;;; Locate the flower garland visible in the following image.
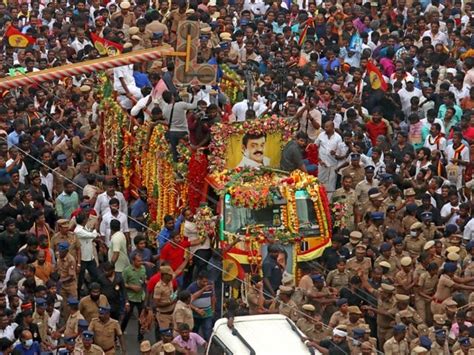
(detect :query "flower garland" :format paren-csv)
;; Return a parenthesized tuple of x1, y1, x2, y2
(331, 202, 348, 230)
(195, 205, 217, 241)
(221, 64, 245, 104)
(208, 116, 295, 171)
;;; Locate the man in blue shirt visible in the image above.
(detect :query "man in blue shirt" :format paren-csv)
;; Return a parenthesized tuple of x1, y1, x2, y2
(156, 213, 184, 252)
(13, 329, 41, 355)
(7, 119, 25, 148)
(318, 48, 341, 79)
(129, 187, 149, 233)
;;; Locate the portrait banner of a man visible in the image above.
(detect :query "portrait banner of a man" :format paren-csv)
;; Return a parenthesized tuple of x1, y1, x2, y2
(226, 131, 283, 169)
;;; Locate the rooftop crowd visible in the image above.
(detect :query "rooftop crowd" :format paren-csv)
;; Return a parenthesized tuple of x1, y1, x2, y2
(0, 0, 473, 354)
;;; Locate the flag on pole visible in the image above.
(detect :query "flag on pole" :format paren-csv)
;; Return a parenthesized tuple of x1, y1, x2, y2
(366, 61, 388, 91)
(298, 18, 314, 47)
(5, 26, 35, 48)
(90, 32, 123, 56)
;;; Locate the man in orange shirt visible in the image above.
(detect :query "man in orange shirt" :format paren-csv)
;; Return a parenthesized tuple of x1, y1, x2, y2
(33, 249, 53, 284)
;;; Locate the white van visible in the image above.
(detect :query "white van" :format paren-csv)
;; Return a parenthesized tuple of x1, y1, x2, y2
(206, 314, 321, 355)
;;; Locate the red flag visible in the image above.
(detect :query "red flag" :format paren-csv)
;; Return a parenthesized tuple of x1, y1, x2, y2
(5, 26, 35, 48)
(366, 61, 388, 91)
(90, 32, 123, 56)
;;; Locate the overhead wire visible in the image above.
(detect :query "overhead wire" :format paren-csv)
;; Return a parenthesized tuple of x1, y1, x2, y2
(0, 117, 386, 355)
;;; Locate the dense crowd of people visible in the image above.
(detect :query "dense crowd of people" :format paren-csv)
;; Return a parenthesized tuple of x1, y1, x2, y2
(0, 0, 474, 354)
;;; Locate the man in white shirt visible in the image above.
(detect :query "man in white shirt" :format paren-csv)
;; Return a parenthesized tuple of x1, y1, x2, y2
(231, 98, 265, 122)
(113, 62, 143, 109)
(422, 21, 448, 46)
(70, 28, 92, 54)
(74, 212, 99, 293)
(441, 191, 461, 225)
(130, 88, 154, 122)
(183, 208, 211, 280)
(236, 132, 270, 168)
(295, 97, 322, 141)
(424, 123, 446, 152)
(94, 180, 128, 216)
(398, 78, 422, 113)
(445, 131, 470, 188)
(99, 198, 129, 246)
(315, 121, 342, 196)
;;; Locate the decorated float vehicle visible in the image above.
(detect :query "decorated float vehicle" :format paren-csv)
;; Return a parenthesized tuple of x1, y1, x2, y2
(97, 73, 331, 280)
(202, 116, 332, 279)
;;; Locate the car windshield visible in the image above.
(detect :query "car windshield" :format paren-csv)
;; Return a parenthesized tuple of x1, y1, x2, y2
(223, 191, 319, 233)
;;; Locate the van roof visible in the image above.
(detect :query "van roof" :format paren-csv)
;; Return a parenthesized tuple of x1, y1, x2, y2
(210, 314, 318, 355)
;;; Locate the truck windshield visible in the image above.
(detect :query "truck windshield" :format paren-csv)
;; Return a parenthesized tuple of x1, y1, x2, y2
(223, 191, 319, 234)
(295, 190, 319, 231)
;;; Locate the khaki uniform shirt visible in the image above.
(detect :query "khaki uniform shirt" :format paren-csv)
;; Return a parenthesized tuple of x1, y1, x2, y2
(51, 231, 81, 262)
(328, 310, 349, 328)
(402, 216, 418, 234)
(172, 300, 194, 331)
(73, 343, 105, 354)
(58, 253, 77, 282)
(111, 11, 136, 27)
(383, 336, 409, 354)
(53, 166, 76, 196)
(79, 295, 110, 323)
(347, 256, 372, 278)
(433, 274, 455, 302)
(275, 299, 299, 322)
(326, 269, 350, 290)
(366, 224, 384, 248)
(355, 179, 380, 207)
(421, 222, 438, 240)
(430, 341, 449, 354)
(417, 270, 438, 297)
(32, 311, 49, 344)
(377, 295, 396, 330)
(404, 235, 427, 258)
(375, 255, 399, 276)
(153, 280, 175, 313)
(341, 165, 365, 188)
(384, 217, 405, 235)
(88, 318, 122, 353)
(394, 269, 415, 295)
(65, 310, 85, 337)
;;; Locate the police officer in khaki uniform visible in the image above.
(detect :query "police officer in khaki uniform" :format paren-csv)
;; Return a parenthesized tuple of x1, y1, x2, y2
(347, 244, 372, 278)
(89, 306, 124, 354)
(430, 328, 450, 354)
(347, 231, 362, 254)
(395, 257, 416, 295)
(375, 243, 398, 277)
(51, 219, 82, 264)
(57, 241, 78, 302)
(383, 323, 410, 354)
(341, 306, 367, 337)
(420, 212, 440, 240)
(271, 286, 298, 322)
(172, 290, 194, 332)
(384, 205, 405, 235)
(296, 304, 319, 340)
(74, 330, 104, 354)
(415, 256, 439, 324)
(355, 165, 380, 209)
(153, 265, 176, 331)
(340, 153, 365, 188)
(79, 283, 110, 324)
(62, 297, 84, 337)
(366, 212, 385, 249)
(332, 175, 358, 231)
(363, 192, 386, 217)
(32, 298, 51, 348)
(328, 298, 349, 328)
(404, 222, 427, 259)
(367, 283, 396, 346)
(326, 258, 350, 291)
